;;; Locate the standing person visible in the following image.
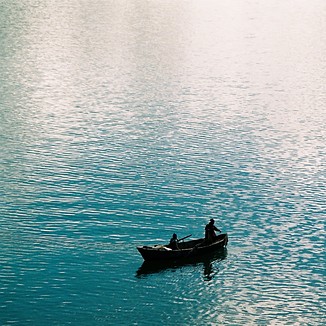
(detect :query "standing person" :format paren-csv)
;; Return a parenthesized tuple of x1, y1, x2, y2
(205, 219, 221, 243)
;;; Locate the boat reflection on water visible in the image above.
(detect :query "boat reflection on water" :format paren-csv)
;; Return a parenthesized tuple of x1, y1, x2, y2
(136, 248, 227, 280)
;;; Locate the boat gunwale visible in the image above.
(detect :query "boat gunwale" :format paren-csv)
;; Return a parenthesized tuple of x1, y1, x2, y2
(137, 233, 228, 261)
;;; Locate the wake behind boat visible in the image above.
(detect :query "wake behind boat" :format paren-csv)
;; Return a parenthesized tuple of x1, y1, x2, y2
(137, 233, 228, 262)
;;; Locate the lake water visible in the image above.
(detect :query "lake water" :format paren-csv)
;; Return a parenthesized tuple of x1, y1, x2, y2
(1, 0, 325, 325)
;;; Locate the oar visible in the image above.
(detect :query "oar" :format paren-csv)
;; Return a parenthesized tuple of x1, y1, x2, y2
(177, 234, 192, 242)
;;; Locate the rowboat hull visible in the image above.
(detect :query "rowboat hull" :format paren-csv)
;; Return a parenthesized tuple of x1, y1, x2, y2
(136, 247, 227, 277)
(137, 233, 228, 262)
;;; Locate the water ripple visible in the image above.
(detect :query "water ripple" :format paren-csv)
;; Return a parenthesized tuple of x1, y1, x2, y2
(1, 0, 325, 325)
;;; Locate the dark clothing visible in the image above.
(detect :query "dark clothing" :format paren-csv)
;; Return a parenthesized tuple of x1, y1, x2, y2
(205, 222, 221, 242)
(168, 238, 179, 250)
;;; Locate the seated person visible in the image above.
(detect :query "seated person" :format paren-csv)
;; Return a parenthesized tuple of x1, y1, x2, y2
(168, 233, 179, 250)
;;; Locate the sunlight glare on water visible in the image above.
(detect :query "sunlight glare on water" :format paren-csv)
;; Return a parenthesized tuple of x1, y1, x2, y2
(0, 0, 325, 325)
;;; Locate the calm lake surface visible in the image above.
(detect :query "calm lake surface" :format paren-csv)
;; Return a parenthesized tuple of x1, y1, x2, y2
(1, 0, 325, 325)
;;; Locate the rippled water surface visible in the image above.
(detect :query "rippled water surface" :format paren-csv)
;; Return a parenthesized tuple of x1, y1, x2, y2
(1, 0, 325, 325)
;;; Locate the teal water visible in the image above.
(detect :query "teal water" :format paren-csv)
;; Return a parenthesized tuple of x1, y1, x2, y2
(1, 0, 325, 325)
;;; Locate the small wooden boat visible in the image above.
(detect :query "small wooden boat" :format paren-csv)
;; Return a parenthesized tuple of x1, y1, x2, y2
(137, 233, 228, 262)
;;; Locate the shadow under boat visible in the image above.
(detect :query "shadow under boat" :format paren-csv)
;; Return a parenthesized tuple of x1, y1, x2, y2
(136, 247, 227, 278)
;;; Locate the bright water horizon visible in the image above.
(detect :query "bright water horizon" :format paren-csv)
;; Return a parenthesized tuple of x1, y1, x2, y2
(1, 0, 325, 325)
